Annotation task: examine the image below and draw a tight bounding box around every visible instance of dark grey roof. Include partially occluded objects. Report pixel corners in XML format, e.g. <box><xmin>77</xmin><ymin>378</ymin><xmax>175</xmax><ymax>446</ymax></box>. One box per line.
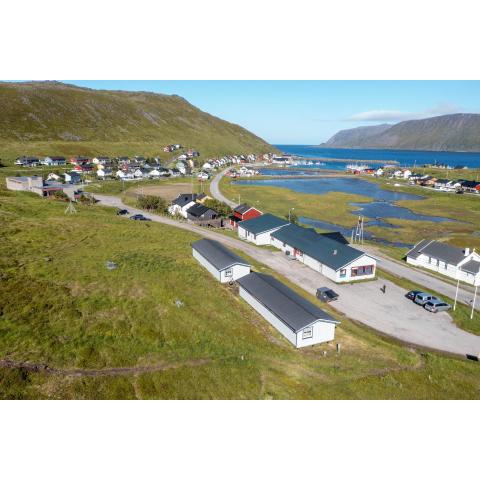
<box><xmin>187</xmin><ymin>203</ymin><xmax>216</xmax><ymax>218</ymax></box>
<box><xmin>271</xmin><ymin>224</ymin><xmax>366</xmax><ymax>271</ymax></box>
<box><xmin>237</xmin><ymin>272</ymin><xmax>339</xmax><ymax>332</ymax></box>
<box><xmin>406</xmin><ymin>239</ymin><xmax>433</xmax><ymax>259</ymax></box>
<box><xmin>192</xmin><ymin>239</ymin><xmax>250</xmax><ymax>270</ymax></box>
<box><xmin>238</xmin><ymin>213</ymin><xmax>289</xmax><ymax>235</ymax></box>
<box><xmin>411</xmin><ymin>240</ymin><xmax>466</xmax><ymax>265</ymax></box>
<box><xmin>320</xmin><ymin>231</ymin><xmax>349</xmax><ymax>245</ymax></box>
<box><xmin>172</xmin><ymin>193</ymin><xmax>197</xmax><ymax>207</ymax></box>
<box><xmin>460</xmin><ymin>259</ymin><xmax>480</xmax><ymax>274</ymax></box>
<box><xmin>234</xmin><ymin>203</ymin><xmax>254</xmax><ymax>215</ymax></box>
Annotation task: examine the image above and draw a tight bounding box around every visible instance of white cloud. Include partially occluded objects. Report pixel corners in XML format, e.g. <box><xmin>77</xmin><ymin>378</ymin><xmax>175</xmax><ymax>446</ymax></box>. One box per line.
<box><xmin>346</xmin><ymin>102</ymin><xmax>464</xmax><ymax>122</ymax></box>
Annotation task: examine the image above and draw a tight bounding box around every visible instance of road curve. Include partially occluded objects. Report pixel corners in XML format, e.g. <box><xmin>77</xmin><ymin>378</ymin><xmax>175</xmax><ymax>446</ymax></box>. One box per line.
<box><xmin>95</xmin><ymin>193</ymin><xmax>480</xmax><ymax>357</ymax></box>
<box><xmin>209</xmin><ymin>168</ymin><xmax>236</xmax><ymax>207</ymax></box>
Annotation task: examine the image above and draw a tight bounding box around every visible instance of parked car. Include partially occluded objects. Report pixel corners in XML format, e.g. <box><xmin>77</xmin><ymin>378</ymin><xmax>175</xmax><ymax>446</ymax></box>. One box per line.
<box><xmin>316</xmin><ymin>287</ymin><xmax>339</xmax><ymax>303</ymax></box>
<box><xmin>117</xmin><ymin>209</ymin><xmax>129</xmax><ymax>216</ymax></box>
<box><xmin>130</xmin><ymin>214</ymin><xmax>151</xmax><ymax>221</ymax></box>
<box><xmin>414</xmin><ymin>292</ymin><xmax>438</xmax><ymax>306</ymax></box>
<box><xmin>406</xmin><ymin>290</ymin><xmax>422</xmax><ymax>301</ymax></box>
<box><xmin>424</xmin><ymin>299</ymin><xmax>451</xmax><ymax>313</ymax></box>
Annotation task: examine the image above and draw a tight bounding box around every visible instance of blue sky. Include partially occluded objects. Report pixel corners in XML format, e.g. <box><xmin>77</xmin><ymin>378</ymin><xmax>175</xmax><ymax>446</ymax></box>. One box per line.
<box><xmin>66</xmin><ymin>81</ymin><xmax>480</xmax><ymax>144</ymax></box>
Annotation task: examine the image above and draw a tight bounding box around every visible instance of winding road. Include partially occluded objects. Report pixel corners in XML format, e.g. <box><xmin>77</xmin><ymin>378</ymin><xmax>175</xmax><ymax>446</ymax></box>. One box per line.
<box><xmin>95</xmin><ymin>189</ymin><xmax>480</xmax><ymax>357</ymax></box>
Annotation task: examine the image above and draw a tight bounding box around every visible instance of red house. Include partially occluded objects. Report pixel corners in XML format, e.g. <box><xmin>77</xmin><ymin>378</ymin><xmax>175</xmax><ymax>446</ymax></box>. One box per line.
<box><xmin>230</xmin><ymin>203</ymin><xmax>262</xmax><ymax>228</ymax></box>
<box><xmin>69</xmin><ymin>156</ymin><xmax>90</xmax><ymax>165</ymax></box>
<box><xmin>74</xmin><ymin>164</ymin><xmax>94</xmax><ymax>173</ymax></box>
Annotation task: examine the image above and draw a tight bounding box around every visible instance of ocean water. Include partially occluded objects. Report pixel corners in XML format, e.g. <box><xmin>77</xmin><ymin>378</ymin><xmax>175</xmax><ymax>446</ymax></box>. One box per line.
<box><xmin>274</xmin><ymin>145</ymin><xmax>480</xmax><ymax>170</ymax></box>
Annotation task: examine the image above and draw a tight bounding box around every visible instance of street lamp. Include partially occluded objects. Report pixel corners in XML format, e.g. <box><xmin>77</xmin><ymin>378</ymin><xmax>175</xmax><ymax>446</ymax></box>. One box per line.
<box><xmin>289</xmin><ymin>207</ymin><xmax>295</xmax><ymax>222</ymax></box>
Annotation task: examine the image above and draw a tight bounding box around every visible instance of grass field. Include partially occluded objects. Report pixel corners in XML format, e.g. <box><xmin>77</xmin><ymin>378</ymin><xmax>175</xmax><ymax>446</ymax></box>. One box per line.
<box><xmin>2</xmin><ymin>171</ymin><xmax>480</xmax><ymax>399</ymax></box>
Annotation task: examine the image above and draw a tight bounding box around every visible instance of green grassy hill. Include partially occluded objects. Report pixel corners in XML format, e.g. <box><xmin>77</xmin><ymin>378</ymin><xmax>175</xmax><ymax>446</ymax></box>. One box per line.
<box><xmin>2</xmin><ymin>174</ymin><xmax>480</xmax><ymax>399</ymax></box>
<box><xmin>0</xmin><ymin>81</ymin><xmax>274</xmax><ymax>162</ymax></box>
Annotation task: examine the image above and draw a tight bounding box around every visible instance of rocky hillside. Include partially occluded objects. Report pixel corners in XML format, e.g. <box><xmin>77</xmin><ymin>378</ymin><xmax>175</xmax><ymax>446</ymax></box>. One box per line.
<box><xmin>0</xmin><ymin>81</ymin><xmax>273</xmax><ymax>159</ymax></box>
<box><xmin>321</xmin><ymin>114</ymin><xmax>480</xmax><ymax>152</ymax></box>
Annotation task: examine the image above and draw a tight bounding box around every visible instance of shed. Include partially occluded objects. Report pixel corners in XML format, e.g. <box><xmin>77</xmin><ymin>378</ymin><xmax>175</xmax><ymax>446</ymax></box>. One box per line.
<box><xmin>238</xmin><ymin>213</ymin><xmax>290</xmax><ymax>245</ymax></box>
<box><xmin>237</xmin><ymin>272</ymin><xmax>339</xmax><ymax>348</ymax></box>
<box><xmin>192</xmin><ymin>239</ymin><xmax>250</xmax><ymax>283</ymax></box>
<box><xmin>186</xmin><ymin>203</ymin><xmax>218</xmax><ymax>221</ymax></box>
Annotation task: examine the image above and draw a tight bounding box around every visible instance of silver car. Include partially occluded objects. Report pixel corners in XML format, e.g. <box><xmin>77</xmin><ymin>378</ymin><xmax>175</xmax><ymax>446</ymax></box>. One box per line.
<box><xmin>414</xmin><ymin>292</ymin><xmax>438</xmax><ymax>306</ymax></box>
<box><xmin>424</xmin><ymin>299</ymin><xmax>451</xmax><ymax>313</ymax></box>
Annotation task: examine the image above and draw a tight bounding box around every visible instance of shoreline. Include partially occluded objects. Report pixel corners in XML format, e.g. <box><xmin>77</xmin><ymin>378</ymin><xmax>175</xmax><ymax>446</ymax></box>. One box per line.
<box><xmin>284</xmin><ymin>156</ymin><xmax>398</xmax><ymax>165</ymax></box>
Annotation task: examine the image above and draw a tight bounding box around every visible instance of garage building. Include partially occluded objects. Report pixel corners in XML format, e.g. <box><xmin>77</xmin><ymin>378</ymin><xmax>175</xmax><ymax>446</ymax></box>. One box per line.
<box><xmin>192</xmin><ymin>239</ymin><xmax>251</xmax><ymax>283</ymax></box>
<box><xmin>237</xmin><ymin>272</ymin><xmax>340</xmax><ymax>348</ymax></box>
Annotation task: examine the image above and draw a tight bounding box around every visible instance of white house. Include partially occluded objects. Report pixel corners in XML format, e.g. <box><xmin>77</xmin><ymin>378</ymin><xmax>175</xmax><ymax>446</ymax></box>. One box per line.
<box><xmin>237</xmin><ymin>272</ymin><xmax>340</xmax><ymax>348</ymax></box>
<box><xmin>202</xmin><ymin>162</ymin><xmax>214</xmax><ymax>170</ymax></box>
<box><xmin>47</xmin><ymin>172</ymin><xmax>61</xmax><ymax>181</ymax></box>
<box><xmin>192</xmin><ymin>238</ymin><xmax>251</xmax><ymax>283</ymax></box>
<box><xmin>406</xmin><ymin>239</ymin><xmax>480</xmax><ymax>285</ymax></box>
<box><xmin>116</xmin><ymin>170</ymin><xmax>135</xmax><ymax>180</ymax></box>
<box><xmin>238</xmin><ymin>213</ymin><xmax>290</xmax><ymax>246</ymax></box>
<box><xmin>168</xmin><ymin>193</ymin><xmax>198</xmax><ymax>218</ymax></box>
<box><xmin>64</xmin><ymin>171</ymin><xmax>82</xmax><ymax>184</ymax></box>
<box><xmin>42</xmin><ymin>156</ymin><xmax>66</xmax><ymax>166</ymax></box>
<box><xmin>97</xmin><ymin>168</ymin><xmax>113</xmax><ymax>179</ymax></box>
<box><xmin>271</xmin><ymin>223</ymin><xmax>376</xmax><ymax>283</ymax></box>
<box><xmin>92</xmin><ymin>156</ymin><xmax>110</xmax><ymax>165</ymax></box>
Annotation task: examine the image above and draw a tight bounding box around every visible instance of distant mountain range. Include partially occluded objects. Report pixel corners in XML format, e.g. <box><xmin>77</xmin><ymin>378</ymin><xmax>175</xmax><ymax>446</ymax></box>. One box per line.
<box><xmin>321</xmin><ymin>114</ymin><xmax>480</xmax><ymax>152</ymax></box>
<box><xmin>0</xmin><ymin>81</ymin><xmax>273</xmax><ymax>159</ymax></box>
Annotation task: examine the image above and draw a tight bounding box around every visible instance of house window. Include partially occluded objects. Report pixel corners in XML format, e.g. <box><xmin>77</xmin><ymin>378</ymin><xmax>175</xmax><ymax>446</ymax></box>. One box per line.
<box><xmin>224</xmin><ymin>268</ymin><xmax>233</xmax><ymax>277</ymax></box>
<box><xmin>302</xmin><ymin>327</ymin><xmax>313</xmax><ymax>339</ymax></box>
<box><xmin>340</xmin><ymin>269</ymin><xmax>347</xmax><ymax>278</ymax></box>
<box><xmin>352</xmin><ymin>265</ymin><xmax>373</xmax><ymax>277</ymax></box>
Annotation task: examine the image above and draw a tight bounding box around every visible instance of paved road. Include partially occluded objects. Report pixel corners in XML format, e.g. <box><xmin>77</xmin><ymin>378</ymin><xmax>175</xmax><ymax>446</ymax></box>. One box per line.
<box><xmin>96</xmin><ymin>194</ymin><xmax>480</xmax><ymax>357</ymax></box>
<box><xmin>209</xmin><ymin>168</ymin><xmax>236</xmax><ymax>208</ymax></box>
<box><xmin>211</xmin><ymin>168</ymin><xmax>478</xmax><ymax>308</ymax></box>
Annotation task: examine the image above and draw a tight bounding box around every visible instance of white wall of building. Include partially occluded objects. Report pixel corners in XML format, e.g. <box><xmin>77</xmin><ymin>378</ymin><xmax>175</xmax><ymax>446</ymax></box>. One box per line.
<box><xmin>193</xmin><ymin>248</ymin><xmax>250</xmax><ymax>283</ymax></box>
<box><xmin>239</xmin><ymin>226</ymin><xmax>286</xmax><ymax>246</ymax></box>
<box><xmin>219</xmin><ymin>264</ymin><xmax>251</xmax><ymax>282</ymax></box>
<box><xmin>408</xmin><ymin>252</ymin><xmax>480</xmax><ymax>285</ymax></box>
<box><xmin>192</xmin><ymin>248</ymin><xmax>221</xmax><ymax>281</ymax></box>
<box><xmin>239</xmin><ymin>288</ymin><xmax>297</xmax><ymax>346</ymax></box>
<box><xmin>239</xmin><ymin>287</ymin><xmax>335</xmax><ymax>348</ymax></box>
<box><xmin>271</xmin><ymin>235</ymin><xmax>376</xmax><ymax>283</ymax></box>
<box><xmin>295</xmin><ymin>321</ymin><xmax>336</xmax><ymax>348</ymax></box>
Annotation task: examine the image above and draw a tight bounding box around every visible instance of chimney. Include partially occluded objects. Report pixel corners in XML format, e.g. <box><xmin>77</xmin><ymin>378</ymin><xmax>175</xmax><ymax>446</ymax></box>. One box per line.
<box><xmin>464</xmin><ymin>247</ymin><xmax>470</xmax><ymax>256</ymax></box>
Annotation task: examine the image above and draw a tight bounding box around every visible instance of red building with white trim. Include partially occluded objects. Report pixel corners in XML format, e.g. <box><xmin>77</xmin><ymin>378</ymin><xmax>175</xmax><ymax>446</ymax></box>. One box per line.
<box><xmin>229</xmin><ymin>203</ymin><xmax>262</xmax><ymax>229</ymax></box>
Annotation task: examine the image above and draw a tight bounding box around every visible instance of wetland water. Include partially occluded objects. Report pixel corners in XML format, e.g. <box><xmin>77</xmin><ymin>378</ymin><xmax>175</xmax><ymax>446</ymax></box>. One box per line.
<box><xmin>234</xmin><ymin>176</ymin><xmax>456</xmax><ymax>248</ymax></box>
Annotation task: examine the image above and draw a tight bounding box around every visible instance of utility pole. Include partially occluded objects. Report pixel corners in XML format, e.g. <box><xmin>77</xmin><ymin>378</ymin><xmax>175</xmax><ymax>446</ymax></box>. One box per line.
<box><xmin>289</xmin><ymin>207</ymin><xmax>295</xmax><ymax>222</ymax></box>
<box><xmin>471</xmin><ymin>283</ymin><xmax>478</xmax><ymax>320</ymax></box>
<box><xmin>453</xmin><ymin>276</ymin><xmax>460</xmax><ymax>310</ymax></box>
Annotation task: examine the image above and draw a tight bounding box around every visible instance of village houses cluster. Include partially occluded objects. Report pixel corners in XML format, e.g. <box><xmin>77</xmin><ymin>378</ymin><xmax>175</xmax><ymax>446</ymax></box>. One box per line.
<box><xmin>8</xmin><ymin>150</ymin><xmax>272</xmax><ymax>200</ymax></box>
